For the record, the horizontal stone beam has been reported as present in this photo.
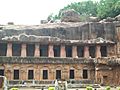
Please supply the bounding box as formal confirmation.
[0,56,94,64]
[0,56,119,65]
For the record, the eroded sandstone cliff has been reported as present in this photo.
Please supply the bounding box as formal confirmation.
[0,22,119,43]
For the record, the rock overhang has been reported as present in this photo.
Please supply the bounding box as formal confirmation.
[0,22,118,43]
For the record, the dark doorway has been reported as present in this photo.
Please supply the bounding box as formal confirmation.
[103,76,108,85]
[66,46,72,57]
[70,69,74,79]
[83,69,88,79]
[77,46,84,57]
[14,69,19,80]
[0,69,4,76]
[101,46,107,57]
[28,70,34,80]
[56,70,61,80]
[89,46,95,58]
[0,43,7,56]
[12,43,21,56]
[43,70,48,79]
[26,44,35,56]
[40,45,48,57]
[54,45,60,57]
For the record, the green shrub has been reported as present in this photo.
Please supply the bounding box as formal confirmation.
[48,86,55,90]
[106,86,110,90]
[10,88,19,90]
[86,86,93,90]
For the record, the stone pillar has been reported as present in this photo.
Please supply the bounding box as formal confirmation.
[72,45,78,58]
[7,43,12,57]
[60,45,66,57]
[34,44,40,57]
[21,43,26,57]
[95,66,99,83]
[96,45,101,58]
[48,44,54,57]
[84,46,89,58]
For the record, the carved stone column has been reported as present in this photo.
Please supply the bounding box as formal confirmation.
[84,46,89,58]
[60,45,66,57]
[72,45,78,58]
[7,43,12,57]
[96,45,101,58]
[48,44,54,57]
[21,43,26,57]
[34,44,40,57]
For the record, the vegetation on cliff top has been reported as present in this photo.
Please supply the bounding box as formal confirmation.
[48,0,120,21]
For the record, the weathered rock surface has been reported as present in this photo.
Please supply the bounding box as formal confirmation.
[105,17,115,22]
[61,9,81,22]
[0,22,119,42]
[89,17,100,22]
[115,14,120,21]
[99,17,115,22]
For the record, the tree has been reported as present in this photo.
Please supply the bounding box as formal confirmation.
[48,0,98,20]
[97,0,120,19]
[47,0,120,21]
[59,1,98,17]
[47,13,60,21]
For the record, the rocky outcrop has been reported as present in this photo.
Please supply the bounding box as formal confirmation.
[0,21,118,42]
[61,9,81,22]
[115,14,120,21]
[99,17,115,22]
[89,17,100,22]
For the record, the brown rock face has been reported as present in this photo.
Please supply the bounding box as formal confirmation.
[61,9,81,22]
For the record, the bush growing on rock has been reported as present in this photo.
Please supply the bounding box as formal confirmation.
[106,86,110,90]
[86,86,93,90]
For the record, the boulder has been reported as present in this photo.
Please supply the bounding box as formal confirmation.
[115,14,120,21]
[99,17,115,22]
[61,9,81,22]
[89,17,100,22]
[99,19,106,23]
[106,17,115,22]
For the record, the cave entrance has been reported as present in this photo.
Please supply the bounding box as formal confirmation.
[40,45,48,57]
[83,69,88,79]
[56,70,61,80]
[12,43,21,56]
[54,45,60,57]
[43,70,48,79]
[66,45,72,57]
[0,69,4,76]
[77,46,84,57]
[89,46,96,58]
[26,44,35,56]
[0,43,7,56]
[14,69,19,80]
[69,69,74,79]
[101,46,107,57]
[28,70,34,80]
